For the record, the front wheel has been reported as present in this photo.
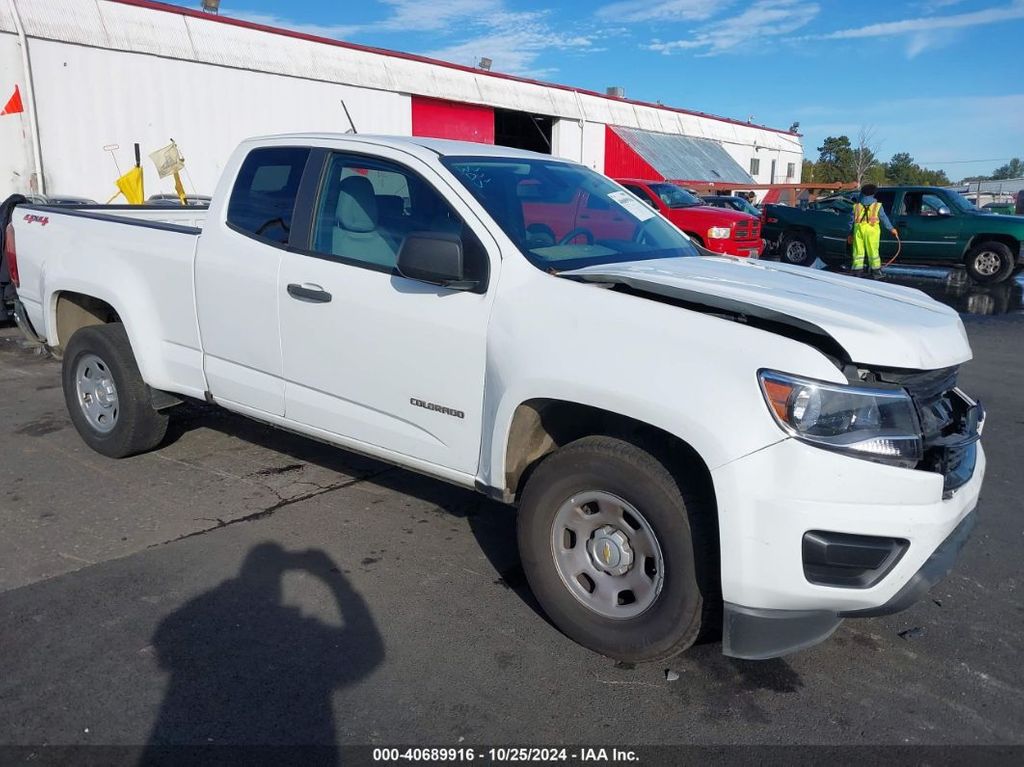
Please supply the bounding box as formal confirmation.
[965,241,1015,284]
[517,436,717,662]
[779,231,816,266]
[62,323,168,458]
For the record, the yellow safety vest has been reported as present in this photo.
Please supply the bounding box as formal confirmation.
[853,202,881,226]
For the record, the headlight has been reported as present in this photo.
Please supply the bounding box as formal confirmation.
[707,226,732,239]
[758,370,922,468]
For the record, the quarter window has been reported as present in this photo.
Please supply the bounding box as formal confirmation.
[227,146,310,245]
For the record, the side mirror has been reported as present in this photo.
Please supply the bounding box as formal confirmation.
[937,205,952,217]
[397,232,477,290]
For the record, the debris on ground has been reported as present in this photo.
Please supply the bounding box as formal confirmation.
[665,669,680,682]
[898,627,925,640]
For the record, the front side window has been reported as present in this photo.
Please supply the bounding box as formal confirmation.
[227,146,310,245]
[443,156,700,272]
[902,192,950,217]
[309,153,487,282]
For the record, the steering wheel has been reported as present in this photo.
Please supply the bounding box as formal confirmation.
[559,227,595,246]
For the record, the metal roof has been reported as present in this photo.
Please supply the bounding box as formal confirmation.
[611,127,755,185]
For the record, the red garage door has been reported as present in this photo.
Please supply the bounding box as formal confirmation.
[411,97,495,144]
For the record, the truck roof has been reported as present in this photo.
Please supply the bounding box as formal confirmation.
[241,133,561,162]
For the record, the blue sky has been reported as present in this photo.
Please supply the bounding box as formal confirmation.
[172,0,1024,180]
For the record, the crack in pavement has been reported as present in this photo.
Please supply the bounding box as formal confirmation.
[149,466,397,548]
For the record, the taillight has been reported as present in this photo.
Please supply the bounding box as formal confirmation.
[3,222,17,288]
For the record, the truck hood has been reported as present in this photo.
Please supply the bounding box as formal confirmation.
[562,257,972,370]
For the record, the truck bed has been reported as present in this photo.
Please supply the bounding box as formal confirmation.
[11,202,207,397]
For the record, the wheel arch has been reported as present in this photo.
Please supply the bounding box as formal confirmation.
[52,290,121,353]
[499,398,717,515]
[46,287,159,389]
[964,233,1018,258]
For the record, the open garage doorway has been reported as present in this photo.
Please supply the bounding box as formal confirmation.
[495,109,552,154]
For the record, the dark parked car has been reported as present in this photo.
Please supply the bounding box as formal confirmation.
[23,194,97,206]
[762,186,1024,282]
[147,193,212,207]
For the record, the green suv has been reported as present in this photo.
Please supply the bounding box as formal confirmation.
[763,187,1024,283]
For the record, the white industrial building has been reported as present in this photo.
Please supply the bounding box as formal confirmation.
[0,0,804,202]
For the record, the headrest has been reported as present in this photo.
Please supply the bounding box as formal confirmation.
[336,176,378,233]
[377,195,404,219]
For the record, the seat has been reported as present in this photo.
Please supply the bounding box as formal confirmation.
[332,176,398,268]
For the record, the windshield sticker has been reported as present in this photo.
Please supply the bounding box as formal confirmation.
[608,190,656,221]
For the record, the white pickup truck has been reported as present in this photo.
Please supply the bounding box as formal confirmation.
[3,134,986,661]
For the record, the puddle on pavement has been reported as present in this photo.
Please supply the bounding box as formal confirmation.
[811,260,1024,317]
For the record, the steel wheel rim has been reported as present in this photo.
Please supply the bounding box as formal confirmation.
[974,251,1001,276]
[785,241,807,263]
[550,490,665,620]
[75,353,119,433]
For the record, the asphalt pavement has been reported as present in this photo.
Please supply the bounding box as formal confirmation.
[1,281,1022,750]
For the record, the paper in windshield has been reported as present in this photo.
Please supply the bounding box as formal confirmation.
[608,190,656,222]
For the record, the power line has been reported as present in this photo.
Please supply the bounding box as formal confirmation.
[916,157,1016,165]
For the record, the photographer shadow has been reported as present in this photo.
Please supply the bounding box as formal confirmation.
[142,543,383,758]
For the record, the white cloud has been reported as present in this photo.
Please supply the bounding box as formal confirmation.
[597,0,724,23]
[426,11,596,77]
[374,0,504,32]
[230,10,360,40]
[230,1,598,78]
[650,0,820,55]
[816,0,1024,41]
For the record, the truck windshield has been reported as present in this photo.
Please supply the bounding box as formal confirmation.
[648,183,702,208]
[443,157,699,272]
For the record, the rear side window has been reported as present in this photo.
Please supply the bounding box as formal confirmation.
[227,147,311,245]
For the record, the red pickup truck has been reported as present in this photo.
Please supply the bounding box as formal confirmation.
[616,179,763,258]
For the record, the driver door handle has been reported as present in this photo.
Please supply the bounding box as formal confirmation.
[287,283,332,303]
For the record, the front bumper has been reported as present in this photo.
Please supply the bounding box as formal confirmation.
[705,238,763,258]
[712,437,985,659]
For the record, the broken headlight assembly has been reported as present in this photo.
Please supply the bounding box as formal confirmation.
[758,370,922,468]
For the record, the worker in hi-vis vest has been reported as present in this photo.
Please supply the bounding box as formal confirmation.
[848,183,897,279]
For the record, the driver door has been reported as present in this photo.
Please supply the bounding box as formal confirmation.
[892,191,962,262]
[277,147,499,475]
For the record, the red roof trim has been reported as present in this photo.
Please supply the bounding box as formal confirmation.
[107,0,798,137]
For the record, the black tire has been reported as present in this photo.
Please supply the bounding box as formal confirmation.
[517,436,717,662]
[62,323,168,458]
[965,241,1015,284]
[779,231,816,266]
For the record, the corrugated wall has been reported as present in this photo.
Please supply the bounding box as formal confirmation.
[0,0,803,198]
[20,37,410,199]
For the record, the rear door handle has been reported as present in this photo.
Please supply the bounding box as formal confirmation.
[287,283,332,303]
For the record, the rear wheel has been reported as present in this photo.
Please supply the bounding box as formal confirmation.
[517,436,716,662]
[62,323,168,458]
[779,231,816,266]
[965,241,1015,284]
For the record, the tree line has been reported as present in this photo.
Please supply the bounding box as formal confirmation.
[962,158,1024,183]
[801,133,950,187]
